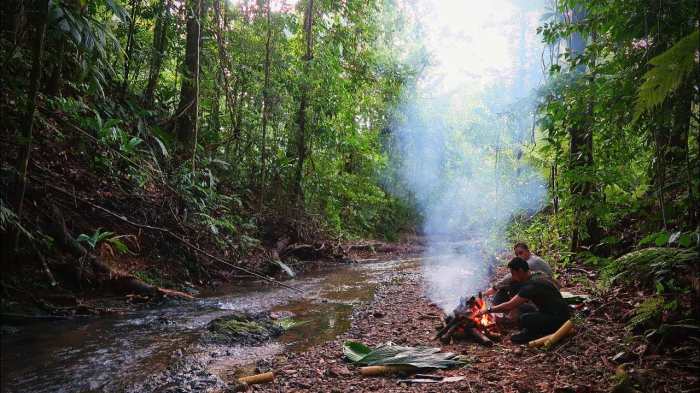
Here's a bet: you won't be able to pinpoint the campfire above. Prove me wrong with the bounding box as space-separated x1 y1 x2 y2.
434 292 500 346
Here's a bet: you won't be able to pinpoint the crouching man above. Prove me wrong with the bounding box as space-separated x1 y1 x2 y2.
483 242 555 305
476 257 570 344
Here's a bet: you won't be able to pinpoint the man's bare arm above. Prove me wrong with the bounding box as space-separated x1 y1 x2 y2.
477 295 527 316
483 287 497 296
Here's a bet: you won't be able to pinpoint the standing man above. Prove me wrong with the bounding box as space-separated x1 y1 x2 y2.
477 257 570 343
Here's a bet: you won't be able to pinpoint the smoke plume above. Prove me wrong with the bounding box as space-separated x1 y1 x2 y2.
389 0 548 311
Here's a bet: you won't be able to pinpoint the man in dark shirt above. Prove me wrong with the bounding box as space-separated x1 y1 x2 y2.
476 257 570 344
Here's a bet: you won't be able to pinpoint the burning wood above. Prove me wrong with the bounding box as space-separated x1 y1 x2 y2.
434 292 500 345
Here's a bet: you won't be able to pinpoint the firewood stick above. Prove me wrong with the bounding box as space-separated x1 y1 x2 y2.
238 371 274 384
360 365 416 376
468 327 494 346
544 320 574 348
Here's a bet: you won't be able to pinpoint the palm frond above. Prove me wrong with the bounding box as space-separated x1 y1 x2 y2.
634 31 699 120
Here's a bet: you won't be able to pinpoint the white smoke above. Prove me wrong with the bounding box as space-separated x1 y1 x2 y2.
389 0 548 311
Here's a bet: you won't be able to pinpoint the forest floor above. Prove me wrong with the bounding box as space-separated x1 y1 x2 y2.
248 254 700 393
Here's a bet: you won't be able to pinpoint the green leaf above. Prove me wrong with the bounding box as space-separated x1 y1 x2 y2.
655 281 665 294
678 233 696 248
106 237 132 255
634 31 699 120
638 233 656 246
153 136 169 158
343 341 372 363
654 232 670 247
342 341 465 369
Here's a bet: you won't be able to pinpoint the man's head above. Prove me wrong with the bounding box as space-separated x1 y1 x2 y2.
507 257 530 282
514 242 531 260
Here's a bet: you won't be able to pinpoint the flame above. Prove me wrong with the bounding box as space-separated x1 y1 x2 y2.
470 296 496 328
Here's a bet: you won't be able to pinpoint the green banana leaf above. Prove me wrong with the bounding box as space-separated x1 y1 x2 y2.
342 341 466 369
561 291 591 304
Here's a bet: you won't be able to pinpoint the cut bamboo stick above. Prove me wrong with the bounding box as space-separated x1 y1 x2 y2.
528 323 575 348
544 320 574 348
527 334 553 348
360 365 416 376
238 371 274 384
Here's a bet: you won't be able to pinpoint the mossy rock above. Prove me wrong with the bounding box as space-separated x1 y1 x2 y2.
204 312 283 346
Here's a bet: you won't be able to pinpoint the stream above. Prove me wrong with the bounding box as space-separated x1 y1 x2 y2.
0 258 420 393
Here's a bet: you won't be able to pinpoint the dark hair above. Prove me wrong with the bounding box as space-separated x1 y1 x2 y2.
513 242 529 251
507 257 529 272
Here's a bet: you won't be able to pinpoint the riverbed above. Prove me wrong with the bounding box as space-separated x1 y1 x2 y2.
0 258 420 393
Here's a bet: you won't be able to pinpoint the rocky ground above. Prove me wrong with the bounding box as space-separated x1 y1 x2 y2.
237 259 700 393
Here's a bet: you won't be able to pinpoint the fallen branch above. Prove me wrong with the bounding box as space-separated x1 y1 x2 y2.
36 249 57 287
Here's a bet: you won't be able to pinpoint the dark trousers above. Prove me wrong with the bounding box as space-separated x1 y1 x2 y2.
494 286 566 335
519 312 567 336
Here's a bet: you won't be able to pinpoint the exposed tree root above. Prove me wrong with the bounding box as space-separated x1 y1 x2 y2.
48 205 192 300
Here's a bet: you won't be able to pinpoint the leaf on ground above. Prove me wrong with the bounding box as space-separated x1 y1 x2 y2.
342 341 465 369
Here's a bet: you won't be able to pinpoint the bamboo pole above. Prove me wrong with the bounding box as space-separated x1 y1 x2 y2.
544 320 574 348
528 321 575 348
238 371 274 384
360 365 416 376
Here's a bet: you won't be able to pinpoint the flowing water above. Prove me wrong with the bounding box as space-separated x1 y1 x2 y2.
0 258 420 393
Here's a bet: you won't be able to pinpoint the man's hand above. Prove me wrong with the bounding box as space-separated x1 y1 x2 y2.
475 308 488 317
483 287 497 297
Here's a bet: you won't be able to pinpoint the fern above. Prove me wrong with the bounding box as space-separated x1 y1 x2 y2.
600 247 699 291
627 296 664 331
634 30 699 120
0 199 33 240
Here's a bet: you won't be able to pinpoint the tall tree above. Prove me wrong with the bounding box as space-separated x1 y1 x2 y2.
143 0 172 105
567 7 599 252
122 0 142 94
11 0 49 251
293 0 314 203
259 0 273 207
173 0 202 159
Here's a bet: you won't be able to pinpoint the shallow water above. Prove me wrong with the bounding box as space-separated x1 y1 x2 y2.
0 258 419 393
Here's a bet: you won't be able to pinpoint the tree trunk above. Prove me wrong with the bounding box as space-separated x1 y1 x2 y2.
293 0 314 204
212 0 240 157
1 0 25 46
10 0 49 251
143 0 172 106
46 38 65 95
670 79 694 226
173 0 202 157
568 7 600 253
259 0 272 207
122 0 142 95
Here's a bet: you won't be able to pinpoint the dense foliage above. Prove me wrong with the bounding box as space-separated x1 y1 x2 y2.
512 0 699 265
0 0 419 259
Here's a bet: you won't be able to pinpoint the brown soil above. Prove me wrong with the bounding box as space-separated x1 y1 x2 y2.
247 260 700 393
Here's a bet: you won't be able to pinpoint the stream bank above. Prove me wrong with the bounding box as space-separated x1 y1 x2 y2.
0 255 421 393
